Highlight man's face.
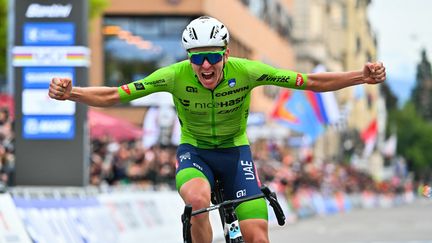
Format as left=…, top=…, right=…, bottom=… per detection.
left=188, top=47, right=230, bottom=90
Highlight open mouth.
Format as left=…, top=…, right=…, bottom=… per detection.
left=201, top=72, right=215, bottom=80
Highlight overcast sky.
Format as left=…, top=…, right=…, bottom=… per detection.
left=368, top=0, right=432, bottom=105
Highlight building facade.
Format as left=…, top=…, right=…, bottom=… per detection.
left=292, top=0, right=386, bottom=177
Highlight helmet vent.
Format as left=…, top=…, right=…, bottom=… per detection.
left=210, top=26, right=215, bottom=39
left=191, top=28, right=198, bottom=40
left=222, top=33, right=227, bottom=40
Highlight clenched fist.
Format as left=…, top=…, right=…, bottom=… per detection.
left=48, top=77, right=72, bottom=100
left=363, top=62, right=386, bottom=84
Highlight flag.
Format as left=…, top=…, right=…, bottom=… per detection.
left=271, top=90, right=324, bottom=142
left=311, top=63, right=341, bottom=125
left=319, top=92, right=341, bottom=125
left=304, top=91, right=327, bottom=124
left=361, top=118, right=378, bottom=157
left=361, top=118, right=378, bottom=143
left=381, top=134, right=397, bottom=157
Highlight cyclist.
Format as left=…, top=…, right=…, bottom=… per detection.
left=49, top=16, right=386, bottom=243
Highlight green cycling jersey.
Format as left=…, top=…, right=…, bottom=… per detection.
left=118, top=57, right=308, bottom=149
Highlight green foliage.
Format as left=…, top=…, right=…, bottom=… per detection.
left=380, top=82, right=398, bottom=112
left=89, top=0, right=110, bottom=20
left=389, top=102, right=432, bottom=178
left=0, top=0, right=7, bottom=78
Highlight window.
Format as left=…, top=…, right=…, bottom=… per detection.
left=103, top=16, right=194, bottom=88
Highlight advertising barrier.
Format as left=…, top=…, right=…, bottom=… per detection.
left=4, top=187, right=417, bottom=243
left=0, top=194, right=32, bottom=243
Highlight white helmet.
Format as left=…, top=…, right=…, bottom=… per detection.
left=182, top=16, right=230, bottom=50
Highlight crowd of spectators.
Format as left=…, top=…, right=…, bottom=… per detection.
left=89, top=136, right=177, bottom=190
left=0, top=107, right=14, bottom=189
left=0, top=105, right=415, bottom=205
left=250, top=138, right=412, bottom=203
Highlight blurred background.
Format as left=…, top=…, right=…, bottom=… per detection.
left=0, top=0, right=431, bottom=242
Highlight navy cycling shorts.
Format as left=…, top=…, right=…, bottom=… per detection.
left=175, top=143, right=262, bottom=200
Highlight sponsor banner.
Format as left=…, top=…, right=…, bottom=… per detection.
left=22, top=89, right=75, bottom=115
left=24, top=22, right=75, bottom=46
left=97, top=191, right=227, bottom=242
left=12, top=46, right=90, bottom=67
left=14, top=197, right=118, bottom=243
left=23, top=67, right=75, bottom=89
left=98, top=191, right=185, bottom=243
left=25, top=3, right=73, bottom=19
left=0, top=194, right=32, bottom=243
left=23, top=115, right=75, bottom=139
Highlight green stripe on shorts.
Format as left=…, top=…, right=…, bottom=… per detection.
left=176, top=167, right=209, bottom=191
left=235, top=198, right=268, bottom=221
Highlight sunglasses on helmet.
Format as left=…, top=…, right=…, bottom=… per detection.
left=188, top=50, right=226, bottom=65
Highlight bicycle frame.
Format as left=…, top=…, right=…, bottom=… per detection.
left=181, top=183, right=286, bottom=243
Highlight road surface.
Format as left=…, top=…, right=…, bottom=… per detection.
left=268, top=199, right=432, bottom=243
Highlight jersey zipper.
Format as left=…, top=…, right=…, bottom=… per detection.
left=210, top=89, right=218, bottom=147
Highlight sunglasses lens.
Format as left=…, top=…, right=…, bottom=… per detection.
left=206, top=53, right=223, bottom=64
left=190, top=55, right=205, bottom=65
left=190, top=52, right=224, bottom=65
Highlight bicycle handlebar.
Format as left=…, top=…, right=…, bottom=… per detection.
left=261, top=187, right=286, bottom=226
left=186, top=185, right=286, bottom=225
left=182, top=204, right=193, bottom=243
left=181, top=185, right=286, bottom=243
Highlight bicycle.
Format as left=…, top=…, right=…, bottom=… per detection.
left=181, top=179, right=286, bottom=243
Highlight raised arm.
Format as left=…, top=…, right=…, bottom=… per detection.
left=306, top=62, right=386, bottom=92
left=48, top=77, right=120, bottom=107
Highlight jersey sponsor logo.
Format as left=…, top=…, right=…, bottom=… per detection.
left=134, top=82, right=145, bottom=90
left=195, top=95, right=247, bottom=108
left=193, top=163, right=203, bottom=171
left=217, top=104, right=242, bottom=114
left=236, top=189, right=247, bottom=198
left=240, top=160, right=255, bottom=180
left=295, top=73, right=304, bottom=86
left=179, top=99, right=190, bottom=107
left=145, top=79, right=167, bottom=87
left=256, top=74, right=291, bottom=83
left=228, top=78, right=236, bottom=87
left=179, top=152, right=191, bottom=162
left=215, top=86, right=249, bottom=97
left=186, top=86, right=198, bottom=93
left=121, top=85, right=131, bottom=95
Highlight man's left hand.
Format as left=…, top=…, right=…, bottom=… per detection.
left=363, top=62, right=386, bottom=84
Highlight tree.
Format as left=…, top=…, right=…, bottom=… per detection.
left=389, top=102, right=432, bottom=181
left=380, top=82, right=398, bottom=112
left=0, top=0, right=7, bottom=80
left=412, top=48, right=432, bottom=121
left=89, top=0, right=109, bottom=20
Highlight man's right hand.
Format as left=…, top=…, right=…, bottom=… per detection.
left=48, top=77, right=72, bottom=100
